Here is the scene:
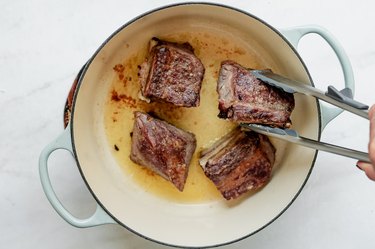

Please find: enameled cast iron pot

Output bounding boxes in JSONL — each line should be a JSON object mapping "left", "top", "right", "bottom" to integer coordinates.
{"left": 39, "top": 3, "right": 355, "bottom": 248}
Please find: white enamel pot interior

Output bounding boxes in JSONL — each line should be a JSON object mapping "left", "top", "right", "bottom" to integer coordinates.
{"left": 71, "top": 3, "right": 321, "bottom": 248}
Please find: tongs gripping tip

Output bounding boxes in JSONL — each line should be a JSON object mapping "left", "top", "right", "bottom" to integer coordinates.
{"left": 252, "top": 70, "right": 369, "bottom": 119}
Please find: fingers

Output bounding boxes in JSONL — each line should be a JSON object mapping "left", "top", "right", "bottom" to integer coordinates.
{"left": 357, "top": 161, "right": 375, "bottom": 180}
{"left": 369, "top": 104, "right": 375, "bottom": 119}
{"left": 369, "top": 105, "right": 375, "bottom": 162}
{"left": 369, "top": 104, "right": 375, "bottom": 143}
{"left": 356, "top": 105, "right": 375, "bottom": 181}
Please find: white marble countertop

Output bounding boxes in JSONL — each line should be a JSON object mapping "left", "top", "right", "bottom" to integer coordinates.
{"left": 1, "top": 0, "right": 375, "bottom": 248}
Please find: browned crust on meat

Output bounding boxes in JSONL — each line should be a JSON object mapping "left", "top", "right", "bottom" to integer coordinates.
{"left": 130, "top": 111, "right": 196, "bottom": 191}
{"left": 217, "top": 60, "right": 295, "bottom": 128}
{"left": 138, "top": 38, "right": 205, "bottom": 107}
{"left": 199, "top": 128, "right": 275, "bottom": 200}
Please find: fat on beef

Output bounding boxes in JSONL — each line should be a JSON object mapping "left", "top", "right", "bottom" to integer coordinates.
{"left": 130, "top": 111, "right": 196, "bottom": 191}
{"left": 138, "top": 38, "right": 205, "bottom": 107}
{"left": 199, "top": 128, "right": 275, "bottom": 200}
{"left": 217, "top": 60, "right": 295, "bottom": 128}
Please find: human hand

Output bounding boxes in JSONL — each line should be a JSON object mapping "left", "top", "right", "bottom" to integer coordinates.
{"left": 357, "top": 104, "right": 375, "bottom": 180}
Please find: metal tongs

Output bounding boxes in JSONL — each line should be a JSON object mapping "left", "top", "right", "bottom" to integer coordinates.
{"left": 240, "top": 70, "right": 371, "bottom": 163}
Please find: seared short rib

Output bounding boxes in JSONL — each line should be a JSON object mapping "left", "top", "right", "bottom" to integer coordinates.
{"left": 130, "top": 111, "right": 196, "bottom": 191}
{"left": 217, "top": 60, "right": 295, "bottom": 128}
{"left": 138, "top": 38, "right": 205, "bottom": 107}
{"left": 199, "top": 128, "right": 275, "bottom": 200}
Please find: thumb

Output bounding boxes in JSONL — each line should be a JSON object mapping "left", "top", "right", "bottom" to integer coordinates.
{"left": 357, "top": 161, "right": 375, "bottom": 180}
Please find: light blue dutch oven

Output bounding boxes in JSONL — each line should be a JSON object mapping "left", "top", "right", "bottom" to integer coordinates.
{"left": 39, "top": 3, "right": 354, "bottom": 248}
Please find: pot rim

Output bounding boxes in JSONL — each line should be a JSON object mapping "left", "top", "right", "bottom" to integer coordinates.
{"left": 70, "top": 2, "right": 321, "bottom": 248}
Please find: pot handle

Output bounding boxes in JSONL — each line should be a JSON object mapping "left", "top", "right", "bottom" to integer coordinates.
{"left": 39, "top": 125, "right": 116, "bottom": 227}
{"left": 281, "top": 25, "right": 355, "bottom": 130}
